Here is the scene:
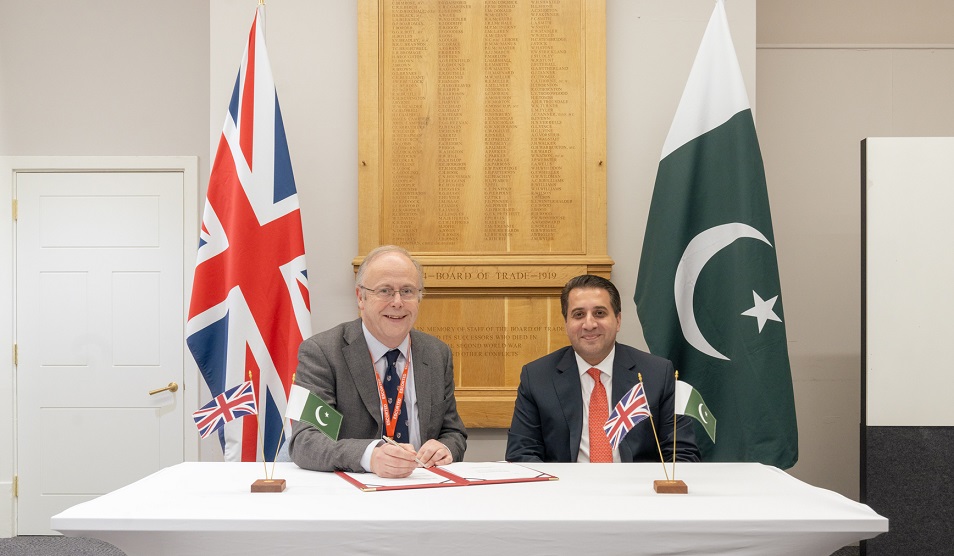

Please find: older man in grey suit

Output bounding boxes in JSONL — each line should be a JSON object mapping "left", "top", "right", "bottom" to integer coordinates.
{"left": 289, "top": 245, "right": 467, "bottom": 478}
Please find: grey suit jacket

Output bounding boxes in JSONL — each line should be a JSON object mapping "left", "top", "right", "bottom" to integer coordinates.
{"left": 506, "top": 343, "right": 700, "bottom": 463}
{"left": 289, "top": 318, "right": 467, "bottom": 472}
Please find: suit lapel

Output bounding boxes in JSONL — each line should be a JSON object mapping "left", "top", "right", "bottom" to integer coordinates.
{"left": 343, "top": 319, "right": 382, "bottom": 429}
{"left": 409, "top": 330, "right": 433, "bottom": 436}
{"left": 553, "top": 348, "right": 583, "bottom": 461}
{"left": 611, "top": 346, "right": 639, "bottom": 406}
{"left": 611, "top": 346, "right": 642, "bottom": 461}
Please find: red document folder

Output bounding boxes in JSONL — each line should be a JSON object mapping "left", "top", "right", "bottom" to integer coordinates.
{"left": 336, "top": 461, "right": 558, "bottom": 492}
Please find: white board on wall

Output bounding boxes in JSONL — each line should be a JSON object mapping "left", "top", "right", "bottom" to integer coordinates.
{"left": 864, "top": 137, "right": 954, "bottom": 426}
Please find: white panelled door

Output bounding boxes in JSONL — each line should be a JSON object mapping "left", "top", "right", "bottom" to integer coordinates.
{"left": 16, "top": 168, "right": 188, "bottom": 534}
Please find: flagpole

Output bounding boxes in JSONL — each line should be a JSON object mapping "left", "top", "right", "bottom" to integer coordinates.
{"left": 672, "top": 371, "right": 679, "bottom": 481}
{"left": 258, "top": 423, "right": 267, "bottom": 468}
{"left": 248, "top": 370, "right": 287, "bottom": 492}
{"left": 641, "top": 373, "right": 670, "bottom": 481}
{"left": 269, "top": 373, "right": 295, "bottom": 480}
{"left": 269, "top": 427, "right": 285, "bottom": 479}
{"left": 251, "top": 369, "right": 268, "bottom": 475}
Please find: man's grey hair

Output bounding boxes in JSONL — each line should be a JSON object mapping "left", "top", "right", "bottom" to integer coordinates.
{"left": 355, "top": 245, "right": 425, "bottom": 294}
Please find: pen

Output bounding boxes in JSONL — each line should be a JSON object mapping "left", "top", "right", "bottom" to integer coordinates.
{"left": 382, "top": 435, "right": 426, "bottom": 467}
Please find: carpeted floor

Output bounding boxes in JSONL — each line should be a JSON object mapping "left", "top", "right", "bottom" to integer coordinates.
{"left": 0, "top": 536, "right": 125, "bottom": 555}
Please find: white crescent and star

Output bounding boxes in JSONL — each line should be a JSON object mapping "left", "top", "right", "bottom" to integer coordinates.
{"left": 698, "top": 404, "right": 709, "bottom": 424}
{"left": 674, "top": 222, "right": 782, "bottom": 361}
{"left": 314, "top": 408, "right": 328, "bottom": 427}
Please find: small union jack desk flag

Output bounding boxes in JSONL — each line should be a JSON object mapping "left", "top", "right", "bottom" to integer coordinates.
{"left": 603, "top": 382, "right": 652, "bottom": 450}
{"left": 193, "top": 381, "right": 259, "bottom": 439}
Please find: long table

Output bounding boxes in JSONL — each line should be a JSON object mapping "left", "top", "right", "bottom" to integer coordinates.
{"left": 51, "top": 462, "right": 887, "bottom": 555}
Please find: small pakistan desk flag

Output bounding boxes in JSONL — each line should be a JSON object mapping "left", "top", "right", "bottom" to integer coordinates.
{"left": 634, "top": 0, "right": 797, "bottom": 468}
{"left": 287, "top": 384, "right": 342, "bottom": 440}
{"left": 675, "top": 379, "right": 716, "bottom": 443}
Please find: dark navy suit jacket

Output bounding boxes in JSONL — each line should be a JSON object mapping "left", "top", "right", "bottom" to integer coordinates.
{"left": 506, "top": 343, "right": 700, "bottom": 463}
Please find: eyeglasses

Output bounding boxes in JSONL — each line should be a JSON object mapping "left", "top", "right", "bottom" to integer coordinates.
{"left": 359, "top": 285, "right": 423, "bottom": 301}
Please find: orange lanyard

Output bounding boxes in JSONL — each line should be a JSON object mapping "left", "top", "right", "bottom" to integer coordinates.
{"left": 372, "top": 344, "right": 411, "bottom": 438}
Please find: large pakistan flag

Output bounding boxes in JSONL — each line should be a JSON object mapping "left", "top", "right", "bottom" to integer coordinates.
{"left": 634, "top": 0, "right": 797, "bottom": 469}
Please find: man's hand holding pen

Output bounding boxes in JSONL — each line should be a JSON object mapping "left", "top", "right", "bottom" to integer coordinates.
{"left": 370, "top": 436, "right": 453, "bottom": 478}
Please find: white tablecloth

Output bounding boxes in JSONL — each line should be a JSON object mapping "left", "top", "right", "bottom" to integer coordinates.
{"left": 51, "top": 461, "right": 887, "bottom": 555}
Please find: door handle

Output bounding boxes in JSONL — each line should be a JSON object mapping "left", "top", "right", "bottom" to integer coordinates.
{"left": 149, "top": 382, "right": 179, "bottom": 395}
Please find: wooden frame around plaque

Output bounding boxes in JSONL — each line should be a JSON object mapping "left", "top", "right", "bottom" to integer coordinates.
{"left": 357, "top": 0, "right": 611, "bottom": 427}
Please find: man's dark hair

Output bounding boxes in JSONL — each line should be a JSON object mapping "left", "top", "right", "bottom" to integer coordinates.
{"left": 560, "top": 274, "right": 622, "bottom": 319}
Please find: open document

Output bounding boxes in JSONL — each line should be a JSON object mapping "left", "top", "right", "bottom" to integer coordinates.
{"left": 336, "top": 461, "right": 557, "bottom": 492}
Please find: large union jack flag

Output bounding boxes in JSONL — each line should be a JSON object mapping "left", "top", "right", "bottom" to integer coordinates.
{"left": 603, "top": 382, "right": 652, "bottom": 450}
{"left": 186, "top": 5, "right": 311, "bottom": 462}
{"left": 193, "top": 381, "right": 259, "bottom": 439}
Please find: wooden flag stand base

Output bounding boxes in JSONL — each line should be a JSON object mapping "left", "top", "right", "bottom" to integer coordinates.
{"left": 653, "top": 480, "right": 688, "bottom": 494}
{"left": 251, "top": 479, "right": 286, "bottom": 493}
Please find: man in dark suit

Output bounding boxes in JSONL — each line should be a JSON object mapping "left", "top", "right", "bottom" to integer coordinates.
{"left": 506, "top": 274, "right": 699, "bottom": 463}
{"left": 289, "top": 245, "right": 467, "bottom": 478}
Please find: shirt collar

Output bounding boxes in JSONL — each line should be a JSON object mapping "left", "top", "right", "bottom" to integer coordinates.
{"left": 361, "top": 322, "right": 410, "bottom": 362}
{"left": 576, "top": 345, "right": 616, "bottom": 379}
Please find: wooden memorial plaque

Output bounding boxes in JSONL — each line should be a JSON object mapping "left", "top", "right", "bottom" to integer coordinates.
{"left": 358, "top": 0, "right": 610, "bottom": 427}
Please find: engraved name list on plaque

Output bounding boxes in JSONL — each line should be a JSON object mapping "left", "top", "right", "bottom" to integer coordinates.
{"left": 358, "top": 0, "right": 610, "bottom": 426}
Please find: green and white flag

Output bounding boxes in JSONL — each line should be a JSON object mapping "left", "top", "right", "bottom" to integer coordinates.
{"left": 286, "top": 384, "right": 342, "bottom": 441}
{"left": 634, "top": 0, "right": 797, "bottom": 468}
{"left": 675, "top": 380, "right": 717, "bottom": 443}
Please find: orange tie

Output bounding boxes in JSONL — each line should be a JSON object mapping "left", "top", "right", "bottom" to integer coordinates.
{"left": 587, "top": 368, "right": 613, "bottom": 463}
